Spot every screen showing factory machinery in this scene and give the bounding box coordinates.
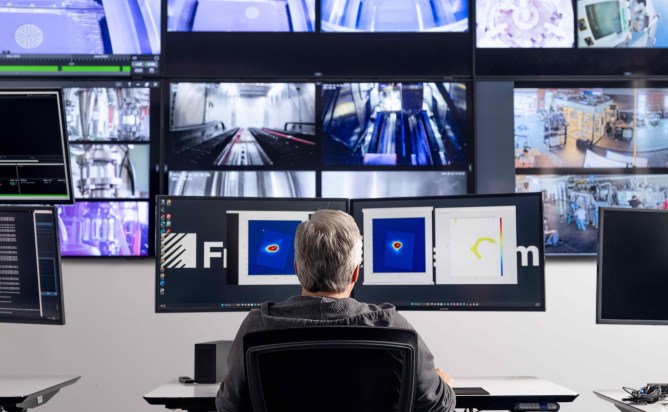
[0,207,65,325]
[166,0,467,33]
[0,90,72,204]
[350,193,545,311]
[155,196,348,312]
[24,79,162,258]
[0,0,160,76]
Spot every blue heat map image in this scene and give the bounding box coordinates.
[372,217,426,273]
[248,220,301,275]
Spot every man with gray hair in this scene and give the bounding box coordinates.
[216,209,456,412]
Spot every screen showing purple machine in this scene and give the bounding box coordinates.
[0,79,162,257]
[0,0,161,76]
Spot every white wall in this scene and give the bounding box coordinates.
[1,259,667,412]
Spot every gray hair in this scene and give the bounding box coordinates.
[294,209,362,293]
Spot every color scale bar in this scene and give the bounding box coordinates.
[499,217,503,276]
[0,65,59,72]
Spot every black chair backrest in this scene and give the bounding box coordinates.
[244,326,417,412]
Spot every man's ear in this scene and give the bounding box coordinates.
[351,264,359,284]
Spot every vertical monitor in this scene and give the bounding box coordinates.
[0,207,65,325]
[0,90,73,204]
[350,193,545,311]
[156,196,348,312]
[597,208,668,325]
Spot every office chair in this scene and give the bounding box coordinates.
[244,326,418,412]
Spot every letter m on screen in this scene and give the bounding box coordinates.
[162,233,197,269]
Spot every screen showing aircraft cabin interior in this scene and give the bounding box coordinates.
[0,0,161,76]
[514,86,668,169]
[167,0,315,32]
[320,0,468,32]
[516,174,668,255]
[165,82,317,197]
[155,196,348,312]
[350,193,545,311]
[476,0,575,48]
[577,0,668,48]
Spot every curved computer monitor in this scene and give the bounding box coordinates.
[0,89,73,204]
[155,196,348,312]
[350,193,545,311]
[0,206,65,325]
[597,208,668,325]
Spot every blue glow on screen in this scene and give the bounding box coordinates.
[248,220,301,275]
[372,217,426,272]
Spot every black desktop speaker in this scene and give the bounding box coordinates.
[194,340,233,384]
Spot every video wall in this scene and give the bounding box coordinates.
[514,83,668,255]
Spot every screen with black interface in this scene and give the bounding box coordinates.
[0,207,64,325]
[350,193,545,311]
[597,208,668,325]
[0,90,73,203]
[156,196,348,312]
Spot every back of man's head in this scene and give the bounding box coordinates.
[294,209,362,294]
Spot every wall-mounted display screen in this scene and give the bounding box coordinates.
[0,0,161,76]
[168,170,316,197]
[577,0,668,48]
[167,0,315,32]
[321,0,468,32]
[321,171,468,198]
[476,0,574,47]
[517,173,668,255]
[350,193,545,311]
[321,82,469,167]
[515,87,668,169]
[166,82,316,169]
[155,196,348,312]
[0,79,161,257]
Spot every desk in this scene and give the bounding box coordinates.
[144,380,219,412]
[595,390,668,412]
[144,376,577,412]
[454,376,578,410]
[0,376,80,412]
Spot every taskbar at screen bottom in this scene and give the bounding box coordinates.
[393,301,544,311]
[157,302,265,312]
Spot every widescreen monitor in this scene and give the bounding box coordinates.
[0,0,160,76]
[350,193,545,311]
[321,82,471,168]
[597,208,668,325]
[155,196,348,312]
[321,0,468,32]
[0,90,73,204]
[0,79,161,257]
[517,174,668,255]
[0,207,65,325]
[514,85,668,169]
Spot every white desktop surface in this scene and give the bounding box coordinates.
[144,380,220,399]
[455,376,578,396]
[0,376,80,398]
[595,390,668,412]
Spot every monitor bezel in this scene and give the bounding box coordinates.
[596,207,668,325]
[349,192,546,311]
[154,195,350,313]
[0,205,66,325]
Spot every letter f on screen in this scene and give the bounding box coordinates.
[204,242,225,268]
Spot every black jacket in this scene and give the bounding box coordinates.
[215,295,455,412]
